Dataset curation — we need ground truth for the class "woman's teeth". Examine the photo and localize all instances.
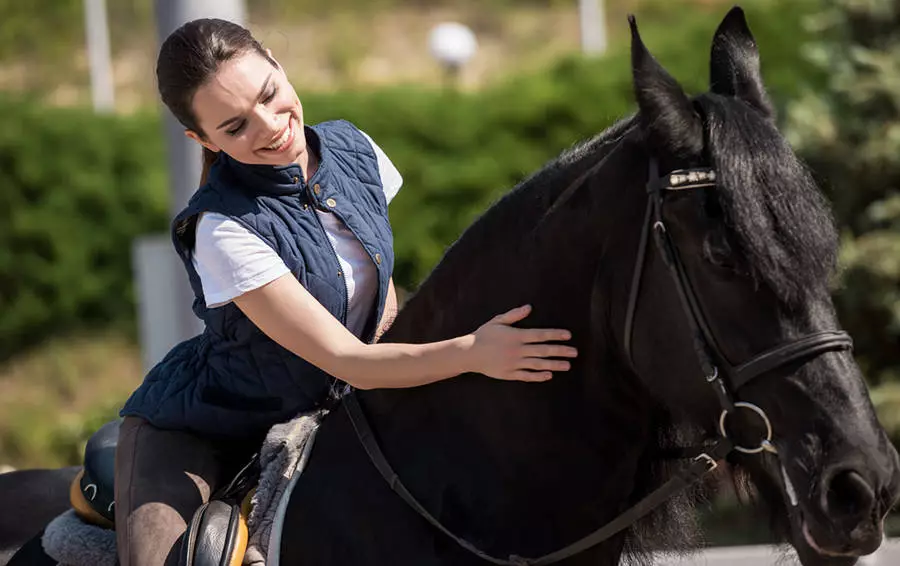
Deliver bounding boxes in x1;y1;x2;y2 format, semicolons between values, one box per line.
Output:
266;123;291;151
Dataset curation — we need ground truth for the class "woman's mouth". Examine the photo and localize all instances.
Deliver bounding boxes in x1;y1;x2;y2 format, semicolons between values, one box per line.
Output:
261;118;295;153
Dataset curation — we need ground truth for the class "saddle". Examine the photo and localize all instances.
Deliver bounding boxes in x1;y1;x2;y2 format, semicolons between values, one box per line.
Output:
67;419;256;566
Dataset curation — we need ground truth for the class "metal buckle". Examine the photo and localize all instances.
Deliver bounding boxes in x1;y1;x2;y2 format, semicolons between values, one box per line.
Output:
693;453;718;472
718;402;778;455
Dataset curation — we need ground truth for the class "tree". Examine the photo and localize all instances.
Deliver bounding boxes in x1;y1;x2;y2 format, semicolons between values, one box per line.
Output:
786;0;900;387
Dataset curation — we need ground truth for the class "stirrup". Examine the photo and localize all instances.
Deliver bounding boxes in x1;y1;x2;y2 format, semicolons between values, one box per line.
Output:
179;497;250;566
179;453;259;566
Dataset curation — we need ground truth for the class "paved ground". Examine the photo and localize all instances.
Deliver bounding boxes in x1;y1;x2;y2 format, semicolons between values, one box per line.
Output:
652;538;900;565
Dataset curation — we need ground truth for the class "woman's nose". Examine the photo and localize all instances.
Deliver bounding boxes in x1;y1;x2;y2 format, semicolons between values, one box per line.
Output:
251;105;281;133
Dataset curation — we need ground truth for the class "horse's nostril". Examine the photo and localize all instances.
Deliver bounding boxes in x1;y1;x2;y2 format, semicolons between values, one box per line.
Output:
824;470;876;522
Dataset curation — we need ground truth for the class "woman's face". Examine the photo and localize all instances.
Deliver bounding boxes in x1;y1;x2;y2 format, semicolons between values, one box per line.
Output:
187;50;307;167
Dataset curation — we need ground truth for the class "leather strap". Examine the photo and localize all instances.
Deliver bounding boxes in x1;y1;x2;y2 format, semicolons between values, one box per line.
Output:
344;391;730;565
731;331;852;390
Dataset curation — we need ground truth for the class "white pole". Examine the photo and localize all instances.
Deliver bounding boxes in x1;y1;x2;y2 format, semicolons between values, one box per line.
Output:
132;0;247;372
84;0;115;112
579;0;607;55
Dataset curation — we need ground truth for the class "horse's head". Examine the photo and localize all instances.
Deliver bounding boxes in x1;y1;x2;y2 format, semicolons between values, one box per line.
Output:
623;7;900;563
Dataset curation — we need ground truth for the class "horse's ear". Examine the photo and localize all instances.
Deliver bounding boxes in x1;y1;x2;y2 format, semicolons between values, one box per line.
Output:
709;6;775;119
630;15;703;159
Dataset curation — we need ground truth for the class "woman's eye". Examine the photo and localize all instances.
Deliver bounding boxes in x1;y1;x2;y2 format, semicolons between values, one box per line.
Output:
226;121;245;136
262;87;278;104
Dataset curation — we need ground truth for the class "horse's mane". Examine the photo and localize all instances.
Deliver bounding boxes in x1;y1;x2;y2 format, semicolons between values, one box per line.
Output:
416;93;838;316
465;115;639;240
396;116;639;317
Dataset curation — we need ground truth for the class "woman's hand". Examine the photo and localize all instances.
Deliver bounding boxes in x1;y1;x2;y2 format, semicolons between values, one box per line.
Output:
234;275;575;389
467;304;577;382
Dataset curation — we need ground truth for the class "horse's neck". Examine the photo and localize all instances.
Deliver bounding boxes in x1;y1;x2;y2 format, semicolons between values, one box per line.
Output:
355;346;655;561
354;140;659;557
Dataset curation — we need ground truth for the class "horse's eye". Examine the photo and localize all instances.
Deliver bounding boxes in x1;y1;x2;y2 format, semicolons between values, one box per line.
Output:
703;233;736;271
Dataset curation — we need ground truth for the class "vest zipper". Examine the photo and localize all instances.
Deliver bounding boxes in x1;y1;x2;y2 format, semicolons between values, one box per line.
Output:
326;207;385;343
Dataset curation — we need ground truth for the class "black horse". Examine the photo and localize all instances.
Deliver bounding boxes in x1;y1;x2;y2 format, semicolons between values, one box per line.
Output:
278;8;900;566
2;7;898;566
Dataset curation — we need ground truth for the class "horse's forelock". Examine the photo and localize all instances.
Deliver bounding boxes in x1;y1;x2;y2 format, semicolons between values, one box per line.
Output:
697;94;839;303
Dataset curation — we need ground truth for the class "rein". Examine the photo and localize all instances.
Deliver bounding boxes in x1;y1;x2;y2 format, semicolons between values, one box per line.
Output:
343;157;853;565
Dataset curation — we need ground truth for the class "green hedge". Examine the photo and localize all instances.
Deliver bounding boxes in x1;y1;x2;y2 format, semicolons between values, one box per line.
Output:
0;101;168;360
0;0;822;361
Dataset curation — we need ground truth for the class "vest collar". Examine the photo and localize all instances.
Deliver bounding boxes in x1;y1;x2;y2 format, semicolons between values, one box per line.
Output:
211;125;325;196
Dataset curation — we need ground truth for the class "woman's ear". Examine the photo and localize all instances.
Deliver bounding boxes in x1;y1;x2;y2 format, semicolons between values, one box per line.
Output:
185;130;220;153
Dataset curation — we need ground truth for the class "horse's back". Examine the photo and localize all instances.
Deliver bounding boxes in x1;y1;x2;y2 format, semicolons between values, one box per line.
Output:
0;466;79;565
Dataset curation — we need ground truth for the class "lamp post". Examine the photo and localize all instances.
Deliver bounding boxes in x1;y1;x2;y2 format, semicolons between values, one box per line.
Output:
579;0;607;55
428;22;478;87
84;0;115;112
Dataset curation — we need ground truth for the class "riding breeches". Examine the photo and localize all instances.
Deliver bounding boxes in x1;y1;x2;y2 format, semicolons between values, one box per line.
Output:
113;416;256;566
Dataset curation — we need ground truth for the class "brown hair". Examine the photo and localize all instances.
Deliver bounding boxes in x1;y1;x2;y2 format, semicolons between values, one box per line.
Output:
156;18;275;186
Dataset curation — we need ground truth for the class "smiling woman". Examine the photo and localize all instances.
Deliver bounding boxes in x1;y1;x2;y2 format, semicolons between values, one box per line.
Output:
187;54;305;164
109;17;579;566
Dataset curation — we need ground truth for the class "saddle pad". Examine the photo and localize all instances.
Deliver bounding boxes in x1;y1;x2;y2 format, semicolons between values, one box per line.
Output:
41;509;116;566
243;411;322;565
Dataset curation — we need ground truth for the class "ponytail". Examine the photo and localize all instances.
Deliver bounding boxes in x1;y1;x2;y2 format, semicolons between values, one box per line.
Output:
200;147;218;187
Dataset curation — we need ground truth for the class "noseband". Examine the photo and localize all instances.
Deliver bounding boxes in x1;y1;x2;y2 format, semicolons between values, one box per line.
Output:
343;157;853;565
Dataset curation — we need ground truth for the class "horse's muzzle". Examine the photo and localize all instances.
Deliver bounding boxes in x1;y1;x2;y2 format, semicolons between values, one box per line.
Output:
800;459;899;558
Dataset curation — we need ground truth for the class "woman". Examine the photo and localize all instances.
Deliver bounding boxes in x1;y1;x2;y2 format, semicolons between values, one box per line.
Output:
115;17;578;566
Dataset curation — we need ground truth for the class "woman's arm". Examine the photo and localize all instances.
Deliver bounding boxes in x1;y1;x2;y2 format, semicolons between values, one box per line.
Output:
233;273;576;390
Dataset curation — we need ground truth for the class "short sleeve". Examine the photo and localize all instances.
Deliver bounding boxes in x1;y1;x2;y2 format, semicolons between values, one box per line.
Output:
359;130;403;204
192;212;290;308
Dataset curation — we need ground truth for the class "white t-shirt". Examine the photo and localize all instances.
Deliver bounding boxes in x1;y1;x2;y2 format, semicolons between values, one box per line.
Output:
192;131;402;337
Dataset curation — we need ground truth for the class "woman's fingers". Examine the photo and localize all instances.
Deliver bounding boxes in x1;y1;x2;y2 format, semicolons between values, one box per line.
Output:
471;305;578;383
518;358;571;372
491;304;532;325
520;328;572;344
507;370;553;382
520;344;578;359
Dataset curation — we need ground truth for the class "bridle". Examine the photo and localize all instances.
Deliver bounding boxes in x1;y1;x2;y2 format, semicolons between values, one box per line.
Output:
343;157;853;565
624;158;853;454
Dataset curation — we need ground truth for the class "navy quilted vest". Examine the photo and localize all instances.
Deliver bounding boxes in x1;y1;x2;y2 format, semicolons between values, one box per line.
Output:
120;120;394;440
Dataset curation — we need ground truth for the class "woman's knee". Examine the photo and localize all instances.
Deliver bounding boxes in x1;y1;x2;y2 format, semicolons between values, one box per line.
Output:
114;417;223;566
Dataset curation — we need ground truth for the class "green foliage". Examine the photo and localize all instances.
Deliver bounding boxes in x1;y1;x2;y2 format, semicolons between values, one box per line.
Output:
785;0;900;386
0;0;83;61
3;398;121;468
0;97;168;361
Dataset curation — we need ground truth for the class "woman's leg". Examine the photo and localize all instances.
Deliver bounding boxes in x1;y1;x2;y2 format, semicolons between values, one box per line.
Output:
114;416;240;566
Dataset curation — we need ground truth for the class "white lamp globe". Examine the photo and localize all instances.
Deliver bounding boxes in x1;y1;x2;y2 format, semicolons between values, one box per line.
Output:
428;22;478;69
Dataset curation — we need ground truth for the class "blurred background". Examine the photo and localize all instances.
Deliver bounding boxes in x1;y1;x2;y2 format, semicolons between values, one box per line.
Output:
0;0;899;552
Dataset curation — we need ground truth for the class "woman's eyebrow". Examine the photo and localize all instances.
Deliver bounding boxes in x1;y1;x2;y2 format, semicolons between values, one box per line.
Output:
216;73;273;130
